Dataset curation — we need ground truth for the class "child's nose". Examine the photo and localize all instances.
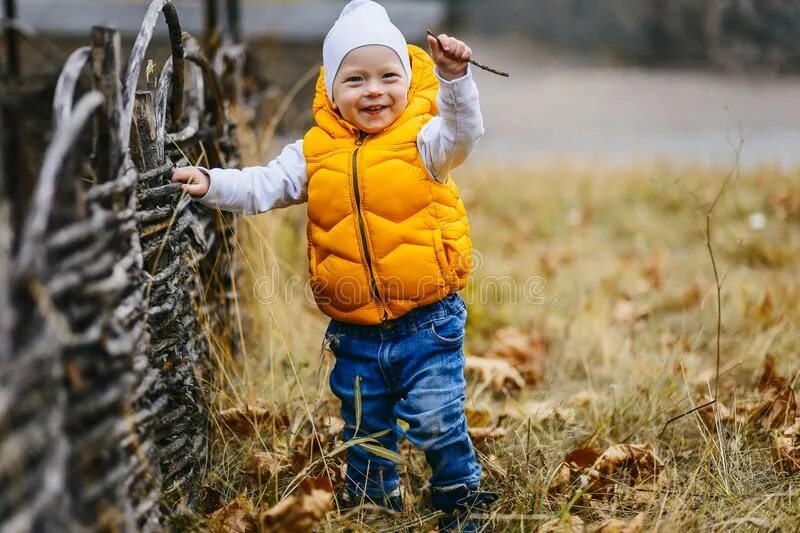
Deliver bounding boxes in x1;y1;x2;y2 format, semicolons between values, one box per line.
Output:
364;81;384;96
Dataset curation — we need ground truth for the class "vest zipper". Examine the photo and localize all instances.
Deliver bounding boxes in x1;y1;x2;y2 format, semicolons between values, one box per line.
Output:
352;131;389;321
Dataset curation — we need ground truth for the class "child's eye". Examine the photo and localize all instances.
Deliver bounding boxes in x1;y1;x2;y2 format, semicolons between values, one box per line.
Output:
346;76;363;83
383;73;399;79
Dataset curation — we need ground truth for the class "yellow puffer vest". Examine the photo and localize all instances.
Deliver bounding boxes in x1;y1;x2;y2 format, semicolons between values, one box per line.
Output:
304;45;472;325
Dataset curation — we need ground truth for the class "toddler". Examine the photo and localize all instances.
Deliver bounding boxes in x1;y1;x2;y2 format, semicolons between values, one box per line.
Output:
173;0;496;529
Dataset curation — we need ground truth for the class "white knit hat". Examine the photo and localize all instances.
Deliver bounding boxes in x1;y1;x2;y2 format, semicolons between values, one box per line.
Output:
323;0;411;102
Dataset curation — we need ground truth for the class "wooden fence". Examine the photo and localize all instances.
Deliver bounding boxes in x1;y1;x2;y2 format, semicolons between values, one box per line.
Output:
0;1;244;529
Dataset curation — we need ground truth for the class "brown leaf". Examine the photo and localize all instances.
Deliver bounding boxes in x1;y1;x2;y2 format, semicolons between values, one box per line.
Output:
324;415;345;437
539;515;585;533
758;354;788;391
548;463;576;495
219;403;287;435
550;444;663;500
301;475;334;493
774;435;800;474
547;446;602;495
464;355;525;394
465;407;493;427
209;491;254;533
468;426;507;444
594;513;645;533
257;488;332;532
750;387;798;430
595;444;663;485
484;327;548;384
242;451;291;479
565;446;603;470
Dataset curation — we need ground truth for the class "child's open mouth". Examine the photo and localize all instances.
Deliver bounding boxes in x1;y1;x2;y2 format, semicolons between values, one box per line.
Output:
362;105;387;116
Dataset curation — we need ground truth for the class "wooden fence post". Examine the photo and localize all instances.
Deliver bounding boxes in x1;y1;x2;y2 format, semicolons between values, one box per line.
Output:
90;26;122;183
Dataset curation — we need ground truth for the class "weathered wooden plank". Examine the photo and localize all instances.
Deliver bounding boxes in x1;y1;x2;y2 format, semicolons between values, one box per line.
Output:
16;91;104;275
53;46;91;131
121;0;184;152
132;91;162;171
90;26;122;184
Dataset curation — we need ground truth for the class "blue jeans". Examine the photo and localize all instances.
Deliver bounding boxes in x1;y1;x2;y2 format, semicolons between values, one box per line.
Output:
326;293;482;509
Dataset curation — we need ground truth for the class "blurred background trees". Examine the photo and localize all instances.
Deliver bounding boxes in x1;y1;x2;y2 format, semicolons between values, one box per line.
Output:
450;0;800;72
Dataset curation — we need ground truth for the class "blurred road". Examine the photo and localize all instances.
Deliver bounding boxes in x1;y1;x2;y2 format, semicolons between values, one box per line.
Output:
469;37;800;167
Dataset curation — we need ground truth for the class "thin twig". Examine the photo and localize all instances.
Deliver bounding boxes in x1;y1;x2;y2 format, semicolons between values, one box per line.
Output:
426;30;510;77
658;116;743;440
706;119;743;401
659;399;716;439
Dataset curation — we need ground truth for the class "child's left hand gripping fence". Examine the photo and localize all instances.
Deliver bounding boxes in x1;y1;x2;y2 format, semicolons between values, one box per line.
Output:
0;1;245;530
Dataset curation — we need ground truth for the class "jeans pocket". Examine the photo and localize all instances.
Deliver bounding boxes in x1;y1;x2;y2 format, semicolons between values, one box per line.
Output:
429;308;466;346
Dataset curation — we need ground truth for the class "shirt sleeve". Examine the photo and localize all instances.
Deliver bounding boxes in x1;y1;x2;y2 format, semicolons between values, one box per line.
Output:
417;65;484;183
195;139;308;214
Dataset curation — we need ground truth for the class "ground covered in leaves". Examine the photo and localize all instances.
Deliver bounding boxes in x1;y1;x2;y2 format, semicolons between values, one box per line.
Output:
188;159;799;531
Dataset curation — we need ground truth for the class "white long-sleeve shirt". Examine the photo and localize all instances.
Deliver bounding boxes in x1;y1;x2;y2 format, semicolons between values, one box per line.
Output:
198;66;483;214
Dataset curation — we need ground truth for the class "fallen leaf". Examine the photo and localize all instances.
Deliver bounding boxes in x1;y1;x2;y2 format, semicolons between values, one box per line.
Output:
209;491;254;533
243;451;291;479
548;446;602;495
219;403;287;435
465;355;525;394
257;488;332;532
301;475;335;493
484;327;548;385
758;354;787;391
549;443;663;500
548;463;576;495
325;415;345;437
594;512;645;533
750;387;798;430
774;435;800;474
465;407;493;428
539;515;585;533
595;444;663;486
565;446;603;470
468;426;507;444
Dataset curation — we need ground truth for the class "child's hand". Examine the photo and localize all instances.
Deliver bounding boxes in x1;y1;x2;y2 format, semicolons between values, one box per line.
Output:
172;166;210;197
427;33;472;81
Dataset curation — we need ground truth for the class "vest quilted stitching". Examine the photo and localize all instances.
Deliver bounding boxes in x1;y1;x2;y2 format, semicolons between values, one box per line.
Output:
304;45;472;324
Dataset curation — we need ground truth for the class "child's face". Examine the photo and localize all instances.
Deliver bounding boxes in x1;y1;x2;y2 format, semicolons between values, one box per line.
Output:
331;45;410;134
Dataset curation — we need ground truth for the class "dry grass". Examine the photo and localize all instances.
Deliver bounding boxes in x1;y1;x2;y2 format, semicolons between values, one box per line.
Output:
190;153;800;530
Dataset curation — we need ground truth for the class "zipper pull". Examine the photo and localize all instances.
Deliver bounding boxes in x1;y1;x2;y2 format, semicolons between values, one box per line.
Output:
356;131;366;146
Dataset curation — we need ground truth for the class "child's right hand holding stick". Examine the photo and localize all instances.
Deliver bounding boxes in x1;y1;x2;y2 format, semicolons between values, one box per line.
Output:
426;30;510;78
426;32;473;80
